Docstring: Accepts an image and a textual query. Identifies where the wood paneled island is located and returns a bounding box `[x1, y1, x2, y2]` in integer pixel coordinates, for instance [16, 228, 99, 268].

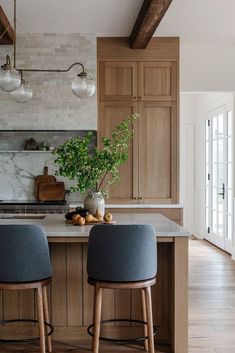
[0, 213, 190, 353]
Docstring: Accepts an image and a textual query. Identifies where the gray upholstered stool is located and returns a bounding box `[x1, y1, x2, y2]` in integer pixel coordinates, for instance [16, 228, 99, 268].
[87, 224, 157, 353]
[0, 224, 53, 353]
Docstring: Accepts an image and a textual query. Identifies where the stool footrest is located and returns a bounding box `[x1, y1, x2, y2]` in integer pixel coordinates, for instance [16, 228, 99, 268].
[0, 319, 54, 343]
[87, 319, 157, 344]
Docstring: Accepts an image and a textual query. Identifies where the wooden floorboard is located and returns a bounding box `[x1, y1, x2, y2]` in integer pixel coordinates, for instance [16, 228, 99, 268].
[189, 238, 235, 353]
[1, 239, 235, 353]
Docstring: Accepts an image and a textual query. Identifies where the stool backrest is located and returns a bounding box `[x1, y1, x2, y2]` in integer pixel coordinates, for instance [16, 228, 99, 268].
[87, 224, 157, 282]
[0, 224, 52, 283]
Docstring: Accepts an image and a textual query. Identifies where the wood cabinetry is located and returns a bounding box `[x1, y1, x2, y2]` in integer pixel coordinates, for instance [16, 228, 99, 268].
[138, 101, 177, 203]
[99, 61, 137, 101]
[138, 61, 176, 101]
[100, 61, 176, 102]
[98, 38, 179, 204]
[99, 101, 139, 203]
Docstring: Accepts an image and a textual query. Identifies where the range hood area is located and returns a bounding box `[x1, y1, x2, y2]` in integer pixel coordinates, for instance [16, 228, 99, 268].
[0, 200, 68, 214]
[0, 130, 96, 206]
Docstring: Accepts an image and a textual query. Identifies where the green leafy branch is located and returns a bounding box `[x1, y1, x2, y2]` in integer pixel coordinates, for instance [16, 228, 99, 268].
[53, 113, 139, 196]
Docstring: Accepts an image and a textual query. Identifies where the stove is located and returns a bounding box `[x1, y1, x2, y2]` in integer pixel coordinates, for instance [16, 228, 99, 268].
[0, 200, 68, 214]
[0, 200, 66, 205]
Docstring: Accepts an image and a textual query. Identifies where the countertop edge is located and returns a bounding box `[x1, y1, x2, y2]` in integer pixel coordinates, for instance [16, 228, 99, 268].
[0, 213, 191, 238]
[69, 203, 184, 209]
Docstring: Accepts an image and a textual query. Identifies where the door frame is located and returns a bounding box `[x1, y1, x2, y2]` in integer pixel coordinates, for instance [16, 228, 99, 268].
[204, 101, 233, 254]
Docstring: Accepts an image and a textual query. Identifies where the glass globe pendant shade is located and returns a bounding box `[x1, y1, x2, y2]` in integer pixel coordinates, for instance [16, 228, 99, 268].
[10, 79, 33, 103]
[0, 56, 21, 92]
[71, 72, 95, 99]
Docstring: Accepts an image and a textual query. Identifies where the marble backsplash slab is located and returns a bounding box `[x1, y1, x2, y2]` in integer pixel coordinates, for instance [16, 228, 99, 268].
[0, 130, 96, 201]
[0, 151, 84, 202]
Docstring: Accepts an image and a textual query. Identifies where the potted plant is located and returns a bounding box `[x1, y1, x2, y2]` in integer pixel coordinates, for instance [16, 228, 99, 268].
[53, 114, 138, 216]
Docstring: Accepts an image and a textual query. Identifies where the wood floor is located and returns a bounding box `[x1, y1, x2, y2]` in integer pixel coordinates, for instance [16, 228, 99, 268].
[189, 237, 235, 353]
[1, 238, 235, 353]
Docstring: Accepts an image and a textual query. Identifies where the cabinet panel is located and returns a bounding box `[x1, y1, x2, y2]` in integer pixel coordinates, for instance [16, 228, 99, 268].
[98, 40, 179, 205]
[139, 62, 176, 101]
[99, 102, 139, 203]
[138, 102, 177, 203]
[99, 61, 137, 101]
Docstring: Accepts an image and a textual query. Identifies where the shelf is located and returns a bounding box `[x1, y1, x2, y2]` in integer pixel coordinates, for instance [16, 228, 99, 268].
[0, 130, 96, 152]
[0, 150, 54, 153]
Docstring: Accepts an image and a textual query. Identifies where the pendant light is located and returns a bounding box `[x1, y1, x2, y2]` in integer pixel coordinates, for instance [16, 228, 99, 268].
[0, 0, 95, 103]
[10, 71, 33, 103]
[0, 55, 21, 92]
[72, 72, 96, 99]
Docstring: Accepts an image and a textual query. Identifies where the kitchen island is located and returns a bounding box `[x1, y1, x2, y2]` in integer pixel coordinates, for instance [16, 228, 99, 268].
[0, 213, 190, 353]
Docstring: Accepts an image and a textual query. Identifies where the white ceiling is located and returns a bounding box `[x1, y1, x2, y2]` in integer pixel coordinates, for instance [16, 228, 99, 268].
[1, 0, 235, 43]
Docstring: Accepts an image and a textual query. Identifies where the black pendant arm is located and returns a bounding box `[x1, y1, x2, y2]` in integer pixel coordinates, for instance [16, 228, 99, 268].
[15, 62, 85, 74]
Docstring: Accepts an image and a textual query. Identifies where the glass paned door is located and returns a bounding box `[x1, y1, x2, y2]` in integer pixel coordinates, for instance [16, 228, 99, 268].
[205, 106, 233, 252]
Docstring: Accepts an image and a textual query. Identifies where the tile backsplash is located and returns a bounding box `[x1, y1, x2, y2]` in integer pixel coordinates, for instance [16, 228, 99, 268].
[0, 32, 97, 201]
[0, 33, 97, 130]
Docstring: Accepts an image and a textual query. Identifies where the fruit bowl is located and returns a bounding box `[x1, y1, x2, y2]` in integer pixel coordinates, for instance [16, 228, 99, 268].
[64, 210, 115, 226]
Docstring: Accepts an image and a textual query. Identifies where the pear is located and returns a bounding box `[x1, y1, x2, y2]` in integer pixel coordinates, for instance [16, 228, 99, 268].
[95, 209, 103, 222]
[104, 213, 113, 222]
[75, 217, 85, 226]
[85, 214, 99, 223]
[72, 214, 81, 222]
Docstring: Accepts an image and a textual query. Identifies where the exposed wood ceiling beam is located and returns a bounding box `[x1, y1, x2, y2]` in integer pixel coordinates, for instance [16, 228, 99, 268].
[0, 6, 14, 45]
[130, 0, 173, 49]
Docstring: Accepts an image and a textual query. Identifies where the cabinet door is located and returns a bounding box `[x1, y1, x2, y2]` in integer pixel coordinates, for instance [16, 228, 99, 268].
[99, 101, 139, 203]
[138, 101, 178, 203]
[138, 62, 177, 101]
[99, 62, 138, 101]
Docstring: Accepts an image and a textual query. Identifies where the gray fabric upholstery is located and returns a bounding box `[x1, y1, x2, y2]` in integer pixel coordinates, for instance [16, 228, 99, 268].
[87, 224, 157, 282]
[0, 225, 52, 283]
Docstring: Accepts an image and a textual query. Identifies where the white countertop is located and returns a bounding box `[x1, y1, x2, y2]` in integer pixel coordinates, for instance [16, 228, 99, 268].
[0, 213, 190, 237]
[69, 203, 184, 209]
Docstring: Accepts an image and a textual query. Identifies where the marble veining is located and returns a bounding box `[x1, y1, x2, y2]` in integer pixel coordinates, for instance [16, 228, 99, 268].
[0, 152, 84, 201]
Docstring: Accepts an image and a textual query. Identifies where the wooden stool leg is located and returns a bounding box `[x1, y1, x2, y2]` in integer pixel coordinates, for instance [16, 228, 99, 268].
[92, 285, 103, 353]
[145, 286, 155, 353]
[43, 286, 52, 352]
[37, 286, 46, 353]
[141, 288, 149, 351]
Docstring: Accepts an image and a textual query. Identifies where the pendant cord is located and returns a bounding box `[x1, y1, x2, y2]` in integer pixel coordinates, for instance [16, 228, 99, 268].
[13, 0, 16, 68]
[1, 0, 91, 94]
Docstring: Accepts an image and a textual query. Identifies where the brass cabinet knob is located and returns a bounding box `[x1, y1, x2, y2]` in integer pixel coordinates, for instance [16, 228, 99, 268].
[138, 96, 141, 100]
[132, 96, 137, 100]
[134, 197, 138, 200]
[139, 197, 143, 200]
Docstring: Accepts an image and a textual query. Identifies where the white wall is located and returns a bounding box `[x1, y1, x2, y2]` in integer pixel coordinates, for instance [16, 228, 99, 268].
[180, 37, 235, 256]
[180, 92, 234, 240]
[180, 94, 196, 233]
[181, 43, 235, 92]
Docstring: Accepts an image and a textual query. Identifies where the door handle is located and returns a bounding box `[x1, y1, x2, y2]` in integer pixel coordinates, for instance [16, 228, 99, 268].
[218, 183, 225, 199]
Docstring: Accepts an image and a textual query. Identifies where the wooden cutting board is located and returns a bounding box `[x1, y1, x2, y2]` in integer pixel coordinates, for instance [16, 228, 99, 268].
[34, 166, 56, 199]
[38, 182, 65, 201]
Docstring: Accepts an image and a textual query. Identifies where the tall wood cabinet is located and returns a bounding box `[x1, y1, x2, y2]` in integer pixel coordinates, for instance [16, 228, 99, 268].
[98, 38, 179, 204]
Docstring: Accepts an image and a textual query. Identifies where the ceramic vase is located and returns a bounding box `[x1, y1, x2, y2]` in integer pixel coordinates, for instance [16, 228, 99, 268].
[84, 191, 105, 217]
